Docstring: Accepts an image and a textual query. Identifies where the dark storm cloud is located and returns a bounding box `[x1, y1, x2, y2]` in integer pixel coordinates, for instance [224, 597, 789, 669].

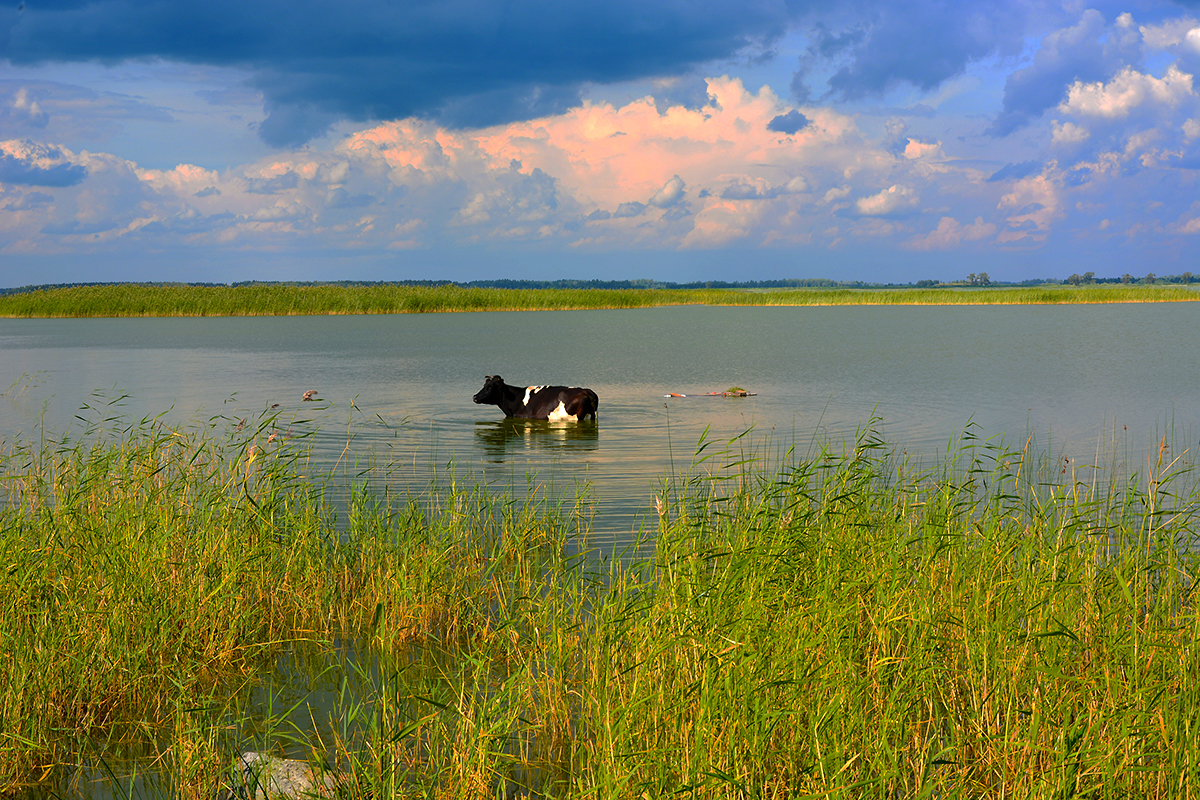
[2, 0, 1050, 148]
[1, 0, 792, 147]
[815, 1, 1031, 102]
[0, 152, 87, 186]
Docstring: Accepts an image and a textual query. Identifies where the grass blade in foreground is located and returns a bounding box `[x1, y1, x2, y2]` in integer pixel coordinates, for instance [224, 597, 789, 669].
[2, 418, 1198, 797]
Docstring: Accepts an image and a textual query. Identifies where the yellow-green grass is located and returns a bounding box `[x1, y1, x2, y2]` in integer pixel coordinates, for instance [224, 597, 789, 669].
[3, 417, 1199, 798]
[0, 282, 1197, 317]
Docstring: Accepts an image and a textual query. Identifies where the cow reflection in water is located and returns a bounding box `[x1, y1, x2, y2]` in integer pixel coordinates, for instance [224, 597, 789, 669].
[474, 417, 599, 462]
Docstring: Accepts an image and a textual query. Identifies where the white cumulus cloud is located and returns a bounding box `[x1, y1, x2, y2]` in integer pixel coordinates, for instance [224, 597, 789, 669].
[1051, 120, 1091, 144]
[648, 175, 686, 208]
[1060, 66, 1195, 118]
[855, 184, 918, 216]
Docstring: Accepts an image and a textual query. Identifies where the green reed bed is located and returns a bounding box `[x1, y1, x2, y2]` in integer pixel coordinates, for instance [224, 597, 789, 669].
[1, 282, 1197, 317]
[3, 419, 1199, 798]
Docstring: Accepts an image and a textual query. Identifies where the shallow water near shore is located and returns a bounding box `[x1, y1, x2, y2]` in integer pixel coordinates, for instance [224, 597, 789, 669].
[3, 303, 1199, 547]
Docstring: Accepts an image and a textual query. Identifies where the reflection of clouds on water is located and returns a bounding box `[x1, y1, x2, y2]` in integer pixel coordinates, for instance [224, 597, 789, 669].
[474, 418, 599, 463]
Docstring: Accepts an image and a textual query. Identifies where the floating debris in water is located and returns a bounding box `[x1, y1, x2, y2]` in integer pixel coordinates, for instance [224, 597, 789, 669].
[663, 387, 756, 398]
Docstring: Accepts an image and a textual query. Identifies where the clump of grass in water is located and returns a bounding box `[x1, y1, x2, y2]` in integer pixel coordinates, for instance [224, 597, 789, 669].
[0, 409, 327, 791]
[4, 416, 1200, 798]
[0, 409, 595, 796]
[569, 423, 1200, 797]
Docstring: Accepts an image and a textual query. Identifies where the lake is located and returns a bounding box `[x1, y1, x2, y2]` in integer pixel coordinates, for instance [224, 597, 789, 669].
[5, 301, 1199, 798]
[2, 303, 1197, 547]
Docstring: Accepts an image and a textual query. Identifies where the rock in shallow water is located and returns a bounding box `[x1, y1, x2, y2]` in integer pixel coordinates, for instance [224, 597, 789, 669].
[227, 751, 339, 799]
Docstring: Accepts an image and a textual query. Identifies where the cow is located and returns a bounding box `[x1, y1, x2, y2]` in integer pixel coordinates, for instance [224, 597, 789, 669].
[472, 375, 598, 421]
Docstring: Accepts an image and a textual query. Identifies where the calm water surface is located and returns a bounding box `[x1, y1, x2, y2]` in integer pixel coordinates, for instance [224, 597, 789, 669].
[2, 304, 1197, 544]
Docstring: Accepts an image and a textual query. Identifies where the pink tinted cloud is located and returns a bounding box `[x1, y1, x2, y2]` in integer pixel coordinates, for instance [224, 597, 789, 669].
[353, 77, 863, 213]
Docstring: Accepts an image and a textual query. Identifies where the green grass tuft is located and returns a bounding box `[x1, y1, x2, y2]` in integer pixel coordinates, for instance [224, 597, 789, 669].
[3, 417, 1199, 797]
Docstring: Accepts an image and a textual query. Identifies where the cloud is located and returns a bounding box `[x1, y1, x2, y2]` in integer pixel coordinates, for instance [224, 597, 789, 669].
[997, 173, 1060, 243]
[905, 216, 996, 250]
[854, 184, 918, 216]
[816, 0, 1029, 102]
[2, 190, 54, 210]
[324, 188, 376, 209]
[1059, 65, 1195, 118]
[988, 10, 1141, 136]
[1139, 18, 1199, 50]
[719, 175, 809, 200]
[822, 186, 851, 204]
[9, 88, 49, 128]
[987, 161, 1041, 182]
[1051, 120, 1091, 144]
[0, 80, 174, 141]
[1, 0, 1050, 149]
[721, 183, 769, 200]
[1, 0, 796, 147]
[461, 77, 864, 216]
[17, 64, 1173, 267]
[244, 171, 300, 194]
[250, 201, 309, 222]
[0, 141, 88, 186]
[648, 175, 686, 208]
[613, 201, 646, 218]
[767, 110, 809, 135]
[901, 138, 941, 159]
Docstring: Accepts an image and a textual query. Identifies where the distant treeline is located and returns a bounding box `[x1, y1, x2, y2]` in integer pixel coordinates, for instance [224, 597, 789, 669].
[2, 278, 847, 295]
[7, 274, 1188, 296]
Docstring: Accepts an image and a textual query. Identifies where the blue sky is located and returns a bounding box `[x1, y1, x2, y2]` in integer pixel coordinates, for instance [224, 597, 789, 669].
[2, 0, 1200, 286]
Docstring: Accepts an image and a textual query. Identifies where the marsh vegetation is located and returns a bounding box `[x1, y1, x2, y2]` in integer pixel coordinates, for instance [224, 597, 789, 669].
[1, 282, 1198, 317]
[3, 410, 1199, 798]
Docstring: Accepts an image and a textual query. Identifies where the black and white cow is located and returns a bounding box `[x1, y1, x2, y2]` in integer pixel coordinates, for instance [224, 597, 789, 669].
[472, 375, 598, 421]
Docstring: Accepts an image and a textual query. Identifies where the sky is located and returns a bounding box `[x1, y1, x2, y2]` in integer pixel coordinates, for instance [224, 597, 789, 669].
[2, 0, 1200, 286]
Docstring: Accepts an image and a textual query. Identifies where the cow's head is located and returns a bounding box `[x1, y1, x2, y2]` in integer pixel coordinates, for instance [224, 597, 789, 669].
[473, 375, 505, 405]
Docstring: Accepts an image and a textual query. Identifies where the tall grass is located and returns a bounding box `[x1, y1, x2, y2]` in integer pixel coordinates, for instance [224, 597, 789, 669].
[3, 417, 1198, 797]
[0, 282, 1197, 317]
